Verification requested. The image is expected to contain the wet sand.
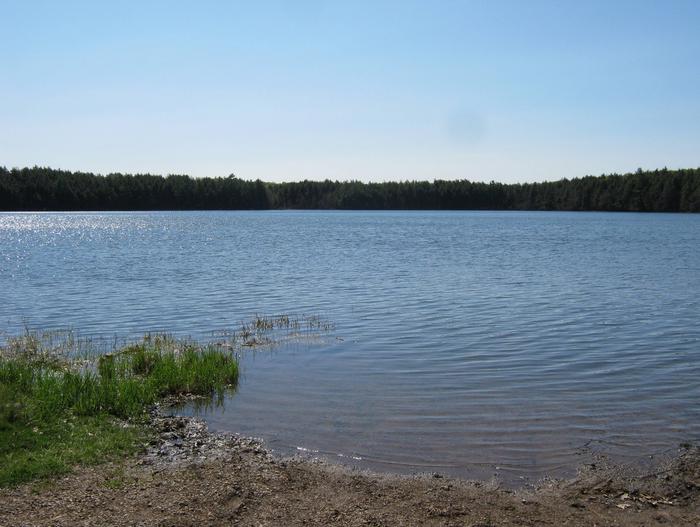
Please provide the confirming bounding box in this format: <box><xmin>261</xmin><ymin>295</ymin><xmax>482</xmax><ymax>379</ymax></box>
<box><xmin>2</xmin><ymin>411</ymin><xmax>699</xmax><ymax>526</ymax></box>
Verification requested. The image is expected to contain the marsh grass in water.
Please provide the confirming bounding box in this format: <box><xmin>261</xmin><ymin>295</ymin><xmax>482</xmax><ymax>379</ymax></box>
<box><xmin>0</xmin><ymin>333</ymin><xmax>238</xmax><ymax>487</ymax></box>
<box><xmin>232</xmin><ymin>314</ymin><xmax>335</xmax><ymax>347</ymax></box>
<box><xmin>0</xmin><ymin>314</ymin><xmax>332</xmax><ymax>487</ymax></box>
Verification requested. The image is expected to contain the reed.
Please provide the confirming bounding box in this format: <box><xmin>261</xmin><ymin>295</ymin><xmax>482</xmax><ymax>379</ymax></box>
<box><xmin>233</xmin><ymin>314</ymin><xmax>335</xmax><ymax>347</ymax></box>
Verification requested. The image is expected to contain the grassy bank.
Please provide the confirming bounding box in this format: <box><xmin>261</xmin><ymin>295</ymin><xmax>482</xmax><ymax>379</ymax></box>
<box><xmin>0</xmin><ymin>335</ymin><xmax>238</xmax><ymax>487</ymax></box>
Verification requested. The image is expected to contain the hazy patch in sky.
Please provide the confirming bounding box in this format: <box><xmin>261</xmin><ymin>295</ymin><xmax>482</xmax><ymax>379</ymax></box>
<box><xmin>445</xmin><ymin>110</ymin><xmax>487</xmax><ymax>148</ymax></box>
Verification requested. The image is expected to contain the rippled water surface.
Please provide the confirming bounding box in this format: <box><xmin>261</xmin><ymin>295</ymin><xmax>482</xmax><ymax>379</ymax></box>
<box><xmin>2</xmin><ymin>211</ymin><xmax>699</xmax><ymax>482</ymax></box>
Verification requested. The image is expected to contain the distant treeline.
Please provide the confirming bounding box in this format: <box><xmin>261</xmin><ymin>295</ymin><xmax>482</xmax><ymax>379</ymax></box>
<box><xmin>1</xmin><ymin>166</ymin><xmax>699</xmax><ymax>212</ymax></box>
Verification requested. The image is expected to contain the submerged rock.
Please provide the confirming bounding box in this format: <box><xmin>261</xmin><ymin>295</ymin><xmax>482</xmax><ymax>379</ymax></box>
<box><xmin>141</xmin><ymin>404</ymin><xmax>271</xmax><ymax>468</ymax></box>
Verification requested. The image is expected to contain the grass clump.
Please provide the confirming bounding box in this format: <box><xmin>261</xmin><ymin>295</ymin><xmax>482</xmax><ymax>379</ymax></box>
<box><xmin>0</xmin><ymin>335</ymin><xmax>238</xmax><ymax>487</ymax></box>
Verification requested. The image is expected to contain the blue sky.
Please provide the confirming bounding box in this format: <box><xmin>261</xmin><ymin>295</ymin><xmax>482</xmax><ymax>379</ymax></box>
<box><xmin>1</xmin><ymin>1</ymin><xmax>699</xmax><ymax>183</ymax></box>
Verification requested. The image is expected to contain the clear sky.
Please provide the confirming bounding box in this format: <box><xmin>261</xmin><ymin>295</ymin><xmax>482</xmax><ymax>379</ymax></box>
<box><xmin>1</xmin><ymin>1</ymin><xmax>699</xmax><ymax>183</ymax></box>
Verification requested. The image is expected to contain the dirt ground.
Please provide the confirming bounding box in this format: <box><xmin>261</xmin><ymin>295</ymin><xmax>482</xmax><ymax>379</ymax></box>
<box><xmin>1</xmin><ymin>413</ymin><xmax>698</xmax><ymax>527</ymax></box>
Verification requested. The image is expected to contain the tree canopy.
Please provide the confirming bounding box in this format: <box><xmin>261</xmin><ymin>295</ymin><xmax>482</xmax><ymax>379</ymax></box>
<box><xmin>1</xmin><ymin>166</ymin><xmax>699</xmax><ymax>212</ymax></box>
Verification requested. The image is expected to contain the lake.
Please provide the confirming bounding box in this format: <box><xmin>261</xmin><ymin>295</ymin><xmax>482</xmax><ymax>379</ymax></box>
<box><xmin>1</xmin><ymin>210</ymin><xmax>699</xmax><ymax>483</ymax></box>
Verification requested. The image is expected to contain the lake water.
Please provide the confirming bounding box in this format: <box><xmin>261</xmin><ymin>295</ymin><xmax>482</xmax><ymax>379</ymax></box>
<box><xmin>2</xmin><ymin>211</ymin><xmax>699</xmax><ymax>483</ymax></box>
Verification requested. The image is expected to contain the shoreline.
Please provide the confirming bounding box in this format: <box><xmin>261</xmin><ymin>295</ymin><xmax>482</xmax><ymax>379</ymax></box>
<box><xmin>3</xmin><ymin>408</ymin><xmax>698</xmax><ymax>526</ymax></box>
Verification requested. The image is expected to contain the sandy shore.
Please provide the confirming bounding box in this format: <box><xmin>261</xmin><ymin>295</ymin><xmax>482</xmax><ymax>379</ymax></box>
<box><xmin>1</xmin><ymin>411</ymin><xmax>698</xmax><ymax>526</ymax></box>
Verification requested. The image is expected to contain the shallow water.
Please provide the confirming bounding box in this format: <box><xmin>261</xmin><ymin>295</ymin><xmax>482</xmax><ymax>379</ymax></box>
<box><xmin>2</xmin><ymin>210</ymin><xmax>699</xmax><ymax>482</ymax></box>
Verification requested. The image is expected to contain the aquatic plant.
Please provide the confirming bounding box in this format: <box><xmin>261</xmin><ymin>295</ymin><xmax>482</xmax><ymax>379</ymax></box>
<box><xmin>230</xmin><ymin>313</ymin><xmax>334</xmax><ymax>348</ymax></box>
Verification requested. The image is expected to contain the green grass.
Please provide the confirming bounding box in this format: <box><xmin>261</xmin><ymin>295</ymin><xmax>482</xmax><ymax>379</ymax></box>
<box><xmin>0</xmin><ymin>336</ymin><xmax>238</xmax><ymax>487</ymax></box>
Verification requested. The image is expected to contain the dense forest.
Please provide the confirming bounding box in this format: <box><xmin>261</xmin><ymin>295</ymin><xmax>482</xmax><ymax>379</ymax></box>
<box><xmin>1</xmin><ymin>166</ymin><xmax>699</xmax><ymax>212</ymax></box>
